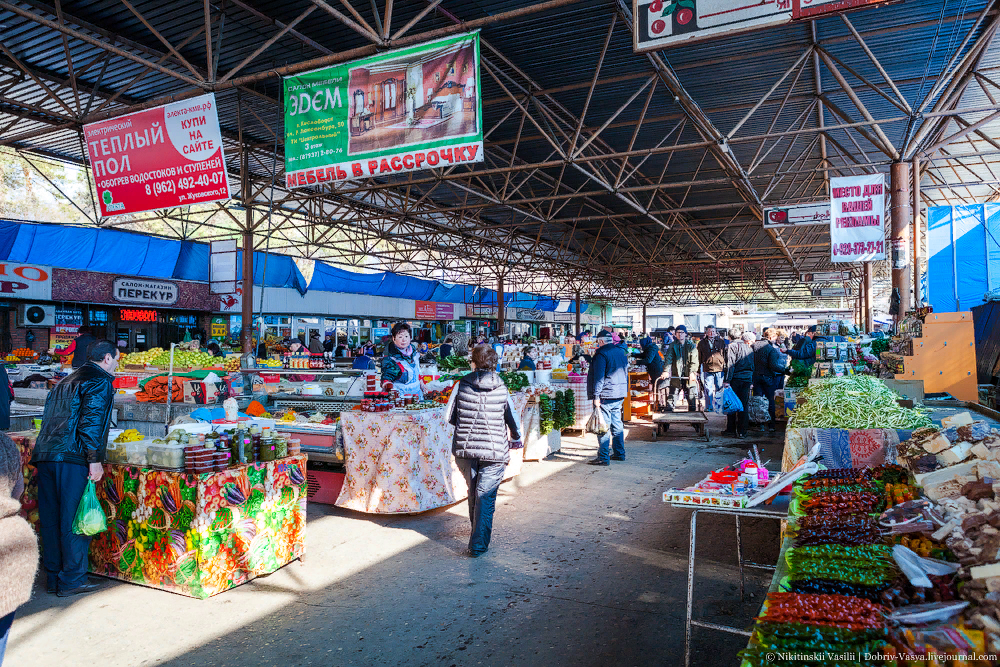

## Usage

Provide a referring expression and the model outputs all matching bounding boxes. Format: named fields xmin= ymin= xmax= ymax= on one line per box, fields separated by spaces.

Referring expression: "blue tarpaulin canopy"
xmin=0 ymin=221 xmax=582 ymax=310
xmin=927 ymin=205 xmax=1000 ymax=312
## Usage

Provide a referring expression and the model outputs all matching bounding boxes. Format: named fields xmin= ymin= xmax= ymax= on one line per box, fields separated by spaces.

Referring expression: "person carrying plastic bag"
xmin=32 ymin=340 xmax=117 ymax=597
xmin=722 ymin=331 xmax=755 ymax=439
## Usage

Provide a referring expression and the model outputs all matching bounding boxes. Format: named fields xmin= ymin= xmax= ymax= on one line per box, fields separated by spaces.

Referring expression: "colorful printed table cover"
xmin=88 ymin=456 xmax=307 ymax=599
xmin=782 ymin=428 xmax=906 ymax=472
xmin=337 ymin=393 xmax=531 ymax=514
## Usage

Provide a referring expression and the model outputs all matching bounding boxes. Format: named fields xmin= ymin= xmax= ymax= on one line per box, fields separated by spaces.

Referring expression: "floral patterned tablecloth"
xmin=337 ymin=393 xmax=531 ymax=514
xmin=88 ymin=456 xmax=307 ymax=599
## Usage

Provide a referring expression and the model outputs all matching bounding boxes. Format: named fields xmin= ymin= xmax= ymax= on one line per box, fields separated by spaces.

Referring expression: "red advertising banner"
xmin=82 ymin=93 xmax=231 ymax=217
xmin=415 ymin=301 xmax=456 ymax=320
xmin=415 ymin=301 xmax=437 ymax=319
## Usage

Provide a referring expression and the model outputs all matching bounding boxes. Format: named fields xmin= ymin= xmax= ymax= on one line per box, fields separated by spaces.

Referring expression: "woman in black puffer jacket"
xmin=446 ymin=345 xmax=522 ymax=557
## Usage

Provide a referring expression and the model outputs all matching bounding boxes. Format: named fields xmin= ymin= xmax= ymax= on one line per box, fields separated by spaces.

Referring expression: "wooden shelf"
xmin=894 ymin=311 xmax=978 ymax=402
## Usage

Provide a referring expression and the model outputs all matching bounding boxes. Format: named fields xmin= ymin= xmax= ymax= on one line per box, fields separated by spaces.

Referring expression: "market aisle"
xmin=7 ymin=420 xmax=783 ymax=667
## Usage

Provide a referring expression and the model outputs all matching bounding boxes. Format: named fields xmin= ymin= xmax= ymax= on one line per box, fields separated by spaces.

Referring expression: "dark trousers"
xmin=455 ymin=458 xmax=506 ymax=555
xmin=753 ymin=376 xmax=778 ymax=426
xmin=36 ymin=462 xmax=92 ymax=591
xmin=669 ymin=380 xmax=698 ymax=412
xmin=729 ymin=379 xmax=753 ymax=436
xmin=0 ymin=611 xmax=13 ymax=664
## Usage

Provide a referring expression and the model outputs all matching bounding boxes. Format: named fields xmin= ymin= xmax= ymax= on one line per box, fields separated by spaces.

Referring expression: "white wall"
xmin=238 ymin=287 xmax=466 ymax=320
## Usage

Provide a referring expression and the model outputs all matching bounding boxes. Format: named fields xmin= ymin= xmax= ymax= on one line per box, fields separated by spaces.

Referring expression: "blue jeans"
xmin=597 ymin=398 xmax=626 ymax=462
xmin=701 ymin=372 xmax=724 ymax=412
xmin=0 ymin=611 xmax=13 ymax=665
xmin=36 ymin=462 xmax=92 ymax=592
xmin=455 ymin=458 xmax=506 ymax=555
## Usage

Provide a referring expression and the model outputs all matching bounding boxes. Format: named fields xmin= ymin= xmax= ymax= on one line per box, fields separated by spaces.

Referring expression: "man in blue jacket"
xmin=587 ymin=330 xmax=629 ymax=466
xmin=786 ymin=325 xmax=819 ymax=367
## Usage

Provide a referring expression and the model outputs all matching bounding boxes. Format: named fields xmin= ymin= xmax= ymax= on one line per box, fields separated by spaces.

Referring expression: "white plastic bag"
xmin=586 ymin=409 xmax=609 ymax=436
xmin=892 ymin=544 xmax=960 ymax=588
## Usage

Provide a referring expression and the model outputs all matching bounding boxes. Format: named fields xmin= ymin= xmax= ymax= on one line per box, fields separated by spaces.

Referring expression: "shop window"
xmin=88 ymin=309 xmax=108 ymax=325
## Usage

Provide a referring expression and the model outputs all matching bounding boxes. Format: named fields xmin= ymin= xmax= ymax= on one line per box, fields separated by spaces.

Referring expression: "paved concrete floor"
xmin=7 ymin=415 xmax=786 ymax=667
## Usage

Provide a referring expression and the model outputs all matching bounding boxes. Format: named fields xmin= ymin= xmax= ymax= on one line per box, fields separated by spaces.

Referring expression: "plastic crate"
xmin=306 ymin=469 xmax=344 ymax=505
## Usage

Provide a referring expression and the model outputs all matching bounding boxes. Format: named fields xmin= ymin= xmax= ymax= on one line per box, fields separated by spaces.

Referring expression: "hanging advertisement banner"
xmin=800 ymin=271 xmax=848 ymax=283
xmin=82 ymin=94 xmax=231 ymax=217
xmin=830 ymin=174 xmax=886 ymax=263
xmin=792 ymin=0 xmax=892 ymax=20
xmin=284 ymin=32 xmax=483 ymax=188
xmin=763 ymin=202 xmax=830 ymax=228
xmin=633 ymin=0 xmax=792 ymax=52
xmin=0 ymin=262 xmax=51 ymax=300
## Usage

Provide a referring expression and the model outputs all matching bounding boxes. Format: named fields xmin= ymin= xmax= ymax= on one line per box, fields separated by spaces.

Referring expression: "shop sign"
xmin=284 ymin=32 xmax=483 ymax=187
xmin=451 ymin=320 xmax=470 ymax=333
xmin=82 ymin=93 xmax=231 ymax=217
xmin=633 ymin=0 xmax=791 ymax=53
xmin=793 ymin=0 xmax=889 ymax=20
xmin=209 ymin=239 xmax=238 ymax=295
xmin=812 ymin=287 xmax=851 ymax=297
xmin=763 ymin=202 xmax=830 ymax=228
xmin=0 ymin=262 xmax=52 ymax=300
xmin=210 ymin=316 xmax=228 ymax=338
xmin=120 ymin=308 xmax=158 ymax=322
xmin=553 ymin=312 xmax=576 ymax=323
xmin=514 ymin=308 xmax=544 ymax=321
xmin=830 ymin=174 xmax=886 ymax=263
xmin=415 ymin=300 xmax=455 ymax=320
xmin=55 ymin=306 xmax=84 ymax=327
xmin=800 ymin=271 xmax=848 ymax=283
xmin=373 ymin=327 xmax=390 ymax=339
xmin=113 ymin=278 xmax=179 ymax=305
xmin=468 ymin=304 xmax=498 ymax=318
xmin=50 ymin=329 xmax=77 ymax=351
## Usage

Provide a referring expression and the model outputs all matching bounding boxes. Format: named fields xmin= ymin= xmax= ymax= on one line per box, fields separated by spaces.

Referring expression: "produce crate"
xmin=113 ymin=375 xmax=139 ymax=389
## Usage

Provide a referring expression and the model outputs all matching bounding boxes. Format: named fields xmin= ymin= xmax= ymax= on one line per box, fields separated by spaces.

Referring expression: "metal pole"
xmin=642 ymin=302 xmax=647 ymax=335
xmin=890 ymin=161 xmax=911 ymax=320
xmin=912 ymin=156 xmax=922 ymax=306
xmin=497 ymin=275 xmax=505 ymax=341
xmin=863 ymin=262 xmax=873 ymax=332
xmin=241 ymin=147 xmax=254 ymax=354
xmin=575 ymin=290 xmax=582 ymax=337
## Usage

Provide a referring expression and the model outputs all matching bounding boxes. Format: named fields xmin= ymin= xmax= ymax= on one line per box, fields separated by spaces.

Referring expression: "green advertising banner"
xmin=284 ymin=32 xmax=483 ymax=188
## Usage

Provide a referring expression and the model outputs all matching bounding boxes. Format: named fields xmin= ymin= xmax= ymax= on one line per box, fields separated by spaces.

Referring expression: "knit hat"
xmin=807 ymin=325 xmax=818 ymax=333
xmin=675 ymin=325 xmax=687 ymax=334
xmin=596 ymin=330 xmax=614 ymax=342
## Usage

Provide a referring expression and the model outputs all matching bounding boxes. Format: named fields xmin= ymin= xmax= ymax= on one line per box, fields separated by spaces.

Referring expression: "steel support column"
xmin=575 ymin=290 xmax=582 ymax=336
xmin=497 ymin=275 xmax=505 ymax=340
xmin=912 ymin=157 xmax=922 ymax=306
xmin=241 ymin=148 xmax=254 ymax=354
xmin=642 ymin=303 xmax=647 ymax=335
xmin=890 ymin=161 xmax=911 ymax=319
xmin=863 ymin=262 xmax=873 ymax=333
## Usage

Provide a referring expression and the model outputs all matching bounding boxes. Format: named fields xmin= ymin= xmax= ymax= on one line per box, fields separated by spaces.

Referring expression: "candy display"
xmin=89 ymin=456 xmax=307 ymax=599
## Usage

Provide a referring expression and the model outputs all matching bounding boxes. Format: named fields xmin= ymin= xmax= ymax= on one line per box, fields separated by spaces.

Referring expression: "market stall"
xmin=89 ymin=455 xmax=307 ymax=599
xmin=12 ymin=425 xmax=307 ymax=598
xmin=722 ymin=375 xmax=1000 ymax=666
xmin=335 ymin=391 xmax=532 ymax=514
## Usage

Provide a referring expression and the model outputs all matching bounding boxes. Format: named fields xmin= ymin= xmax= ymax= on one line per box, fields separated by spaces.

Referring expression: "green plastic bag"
xmin=72 ymin=480 xmax=107 ymax=536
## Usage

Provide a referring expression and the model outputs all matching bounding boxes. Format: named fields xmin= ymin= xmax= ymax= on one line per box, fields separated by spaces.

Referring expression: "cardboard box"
xmin=183 ymin=380 xmax=222 ymax=404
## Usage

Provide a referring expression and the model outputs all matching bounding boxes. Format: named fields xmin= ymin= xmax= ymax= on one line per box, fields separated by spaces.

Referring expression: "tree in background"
xmin=0 ymin=147 xmax=91 ymax=224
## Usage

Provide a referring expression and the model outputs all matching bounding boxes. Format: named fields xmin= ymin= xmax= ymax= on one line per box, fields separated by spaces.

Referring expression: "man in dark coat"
xmin=587 ymin=330 xmax=629 ymax=466
xmin=447 ymin=345 xmax=521 ymax=557
xmin=70 ymin=326 xmax=96 ymax=369
xmin=751 ymin=329 xmax=787 ymax=432
xmin=32 ymin=340 xmax=118 ymax=597
xmin=723 ymin=332 xmax=755 ymax=439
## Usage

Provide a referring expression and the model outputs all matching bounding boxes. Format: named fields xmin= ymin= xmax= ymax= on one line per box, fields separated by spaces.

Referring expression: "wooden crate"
xmin=895 ymin=311 xmax=977 ymax=402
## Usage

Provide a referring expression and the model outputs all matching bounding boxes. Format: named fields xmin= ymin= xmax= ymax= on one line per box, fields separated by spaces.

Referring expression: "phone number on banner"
xmin=832 ymin=240 xmax=884 ymax=258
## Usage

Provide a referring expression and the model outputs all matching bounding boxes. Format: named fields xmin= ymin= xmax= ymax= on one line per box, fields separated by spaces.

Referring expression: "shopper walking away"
xmin=352 ymin=345 xmax=377 ymax=371
xmin=752 ymin=329 xmax=787 ymax=432
xmin=587 ymin=330 xmax=628 ymax=466
xmin=723 ymin=332 xmax=755 ymax=439
xmin=439 ymin=337 xmax=454 ymax=359
xmin=786 ymin=325 xmax=819 ymax=367
xmin=517 ymin=345 xmax=538 ymax=371
xmin=380 ymin=322 xmax=423 ymax=398
xmin=663 ymin=325 xmax=700 ymax=412
xmin=697 ymin=325 xmax=726 ymax=412
xmin=32 ymin=340 xmax=118 ymax=597
xmin=447 ymin=345 xmax=522 ymax=557
xmin=0 ymin=430 xmax=39 ymax=664
xmin=69 ymin=326 xmax=96 ymax=369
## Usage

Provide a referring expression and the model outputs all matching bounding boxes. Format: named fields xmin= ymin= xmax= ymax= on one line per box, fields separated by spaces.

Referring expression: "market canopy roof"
xmin=2 ymin=0 xmax=998 ymax=306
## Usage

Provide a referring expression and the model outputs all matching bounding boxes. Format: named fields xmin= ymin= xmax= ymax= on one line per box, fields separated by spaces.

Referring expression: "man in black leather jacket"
xmin=32 ymin=340 xmax=118 ymax=597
